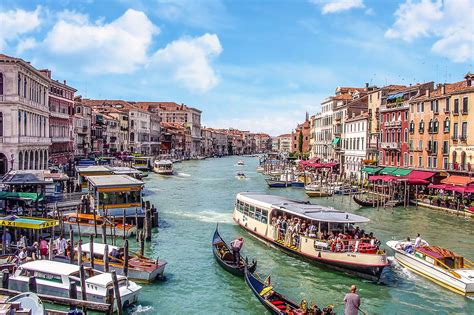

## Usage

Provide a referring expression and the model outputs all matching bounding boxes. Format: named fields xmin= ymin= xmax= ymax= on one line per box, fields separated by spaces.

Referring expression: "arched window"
xmin=18 ymin=152 xmax=23 ymax=170
xmin=429 ymin=119 xmax=433 ymax=132
xmin=0 ymin=112 xmax=3 ymax=137
xmin=409 ymin=120 xmax=415 ymax=133
xmin=444 ymin=118 xmax=450 ymax=132
xmin=0 ymin=73 xmax=3 ymax=95
xmin=24 ymin=78 xmax=27 ymax=98
xmin=461 ymin=151 xmax=467 ymax=169
xmin=18 ymin=74 xmax=21 ymax=95
xmin=433 ymin=119 xmax=439 ymax=133
xmin=419 ymin=120 xmax=424 ymax=133
xmin=130 ymin=132 xmax=135 ymax=142
xmin=452 ymin=151 xmax=457 ymax=164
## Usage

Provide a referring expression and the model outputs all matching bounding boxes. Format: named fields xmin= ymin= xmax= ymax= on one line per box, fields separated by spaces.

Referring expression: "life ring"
xmin=331 ymin=240 xmax=345 ymax=252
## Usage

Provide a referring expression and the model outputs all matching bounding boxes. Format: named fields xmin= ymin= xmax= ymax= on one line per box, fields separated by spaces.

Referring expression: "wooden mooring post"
xmin=111 ymin=270 xmax=123 ymax=315
xmin=123 ymin=239 xmax=129 ymax=277
xmin=79 ymin=265 xmax=88 ymax=315
xmin=69 ymin=227 xmax=75 ymax=264
xmin=89 ymin=235 xmax=94 ymax=269
xmin=104 ymin=244 xmax=110 ymax=273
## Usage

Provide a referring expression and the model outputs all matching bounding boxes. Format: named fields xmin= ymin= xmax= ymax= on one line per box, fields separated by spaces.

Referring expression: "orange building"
xmin=291 ymin=114 xmax=311 ymax=155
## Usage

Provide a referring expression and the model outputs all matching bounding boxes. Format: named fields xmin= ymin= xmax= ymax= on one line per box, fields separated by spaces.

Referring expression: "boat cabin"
xmin=87 ymin=175 xmax=144 ymax=216
xmin=132 ymin=157 xmax=153 ymax=171
xmin=416 ymin=246 xmax=467 ymax=270
xmin=76 ymin=165 xmax=113 ymax=189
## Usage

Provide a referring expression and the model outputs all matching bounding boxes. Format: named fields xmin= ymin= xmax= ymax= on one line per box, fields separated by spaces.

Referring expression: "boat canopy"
xmin=238 ymin=193 xmax=370 ymax=223
xmin=155 ymin=160 xmax=173 ymax=165
xmin=0 ymin=215 xmax=58 ymax=229
xmin=20 ymin=260 xmax=80 ymax=276
xmin=87 ymin=175 xmax=144 ymax=188
xmin=79 ymin=242 xmax=119 ymax=255
xmin=0 ymin=192 xmax=43 ymax=202
xmin=417 ymin=246 xmax=461 ymax=259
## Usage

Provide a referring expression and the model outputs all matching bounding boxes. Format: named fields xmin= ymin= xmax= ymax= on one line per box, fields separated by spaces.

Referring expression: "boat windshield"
xmin=99 ymin=190 xmax=141 ymax=205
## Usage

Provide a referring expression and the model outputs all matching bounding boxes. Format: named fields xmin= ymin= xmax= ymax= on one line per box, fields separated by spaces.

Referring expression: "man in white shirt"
xmin=414 ymin=233 xmax=422 ymax=248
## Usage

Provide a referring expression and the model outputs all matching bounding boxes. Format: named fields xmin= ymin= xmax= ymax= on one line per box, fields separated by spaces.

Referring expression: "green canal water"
xmin=129 ymin=156 xmax=473 ymax=314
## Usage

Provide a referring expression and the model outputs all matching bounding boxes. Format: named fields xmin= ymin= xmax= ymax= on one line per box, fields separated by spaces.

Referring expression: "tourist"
xmin=285 ymin=221 xmax=294 ymax=247
xmin=57 ymin=235 xmax=68 ymax=255
xmin=17 ymin=235 xmax=26 ymax=249
xmin=17 ymin=247 xmax=28 ymax=264
xmin=414 ymin=233 xmax=422 ymax=248
xmin=2 ymin=229 xmax=12 ymax=251
xmin=39 ymin=237 xmax=48 ymax=259
xmin=276 ymin=216 xmax=282 ymax=239
xmin=308 ymin=222 xmax=317 ymax=238
xmin=230 ymin=237 xmax=244 ymax=266
xmin=403 ymin=237 xmax=414 ymax=254
xmin=28 ymin=242 xmax=40 ymax=260
xmin=343 ymin=285 xmax=361 ymax=315
xmin=281 ymin=216 xmax=288 ymax=241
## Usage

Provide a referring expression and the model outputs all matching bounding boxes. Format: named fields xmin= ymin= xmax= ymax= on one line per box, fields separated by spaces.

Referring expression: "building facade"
xmin=343 ymin=112 xmax=368 ymax=180
xmin=0 ymin=54 xmax=51 ymax=174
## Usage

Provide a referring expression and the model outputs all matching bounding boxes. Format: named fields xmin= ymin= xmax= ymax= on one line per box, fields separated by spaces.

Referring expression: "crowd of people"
xmin=271 ymin=215 xmax=380 ymax=252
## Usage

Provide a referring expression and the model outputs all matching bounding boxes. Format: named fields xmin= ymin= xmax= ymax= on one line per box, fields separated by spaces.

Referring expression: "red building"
xmin=40 ymin=70 xmax=76 ymax=165
xmin=291 ymin=113 xmax=311 ymax=155
xmin=379 ymin=83 xmax=433 ymax=167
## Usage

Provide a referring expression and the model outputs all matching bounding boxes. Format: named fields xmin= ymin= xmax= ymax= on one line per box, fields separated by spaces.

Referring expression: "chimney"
xmin=441 ymin=83 xmax=446 ymax=95
xmin=64 ymin=80 xmax=67 ymax=85
xmin=465 ymin=73 xmax=474 ymax=87
xmin=425 ymin=89 xmax=430 ymax=97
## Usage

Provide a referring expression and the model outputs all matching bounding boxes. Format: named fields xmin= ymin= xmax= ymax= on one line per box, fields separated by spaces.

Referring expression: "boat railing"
xmin=463 ymin=257 xmax=474 ymax=269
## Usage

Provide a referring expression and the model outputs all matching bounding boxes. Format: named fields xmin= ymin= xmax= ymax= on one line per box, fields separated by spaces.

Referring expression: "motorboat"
xmin=237 ymin=160 xmax=245 ymax=166
xmin=305 ymin=184 xmax=333 ymax=197
xmin=334 ymin=185 xmax=358 ymax=195
xmin=387 ymin=239 xmax=474 ymax=296
xmin=153 ymin=160 xmax=174 ymax=175
xmin=55 ymin=242 xmax=167 ymax=282
xmin=63 ymin=213 xmax=137 ymax=237
xmin=233 ymin=192 xmax=389 ymax=281
xmin=236 ymin=172 xmax=247 ymax=180
xmin=7 ymin=292 xmax=44 ymax=315
xmin=5 ymin=260 xmax=141 ymax=311
xmin=256 ymin=166 xmax=264 ymax=173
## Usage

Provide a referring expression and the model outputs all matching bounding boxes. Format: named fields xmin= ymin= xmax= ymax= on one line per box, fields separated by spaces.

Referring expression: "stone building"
xmin=73 ymin=96 xmax=92 ymax=156
xmin=0 ymin=54 xmax=51 ymax=174
xmin=343 ymin=112 xmax=368 ymax=180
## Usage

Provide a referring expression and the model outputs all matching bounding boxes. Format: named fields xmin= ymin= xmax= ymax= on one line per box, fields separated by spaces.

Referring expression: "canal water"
xmin=130 ymin=156 xmax=473 ymax=314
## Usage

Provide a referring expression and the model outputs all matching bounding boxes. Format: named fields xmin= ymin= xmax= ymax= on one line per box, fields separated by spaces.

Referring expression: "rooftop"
xmin=87 ymin=175 xmax=144 ymax=187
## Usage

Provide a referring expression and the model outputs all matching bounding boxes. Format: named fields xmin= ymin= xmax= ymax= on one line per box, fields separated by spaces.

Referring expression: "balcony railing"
xmin=460 ymin=135 xmax=467 ymax=142
xmin=381 ymin=142 xmax=400 ymax=150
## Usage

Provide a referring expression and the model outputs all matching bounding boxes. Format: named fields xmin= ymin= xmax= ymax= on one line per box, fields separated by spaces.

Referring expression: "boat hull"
xmin=290 ymin=182 xmax=305 ymax=188
xmin=153 ymin=168 xmax=174 ymax=175
xmin=266 ymin=180 xmax=289 ymax=188
xmin=305 ymin=190 xmax=332 ymax=197
xmin=387 ymin=242 xmax=473 ymax=296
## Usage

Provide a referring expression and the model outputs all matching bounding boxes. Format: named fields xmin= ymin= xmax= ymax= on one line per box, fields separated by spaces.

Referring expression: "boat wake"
xmin=174 ymin=209 xmax=233 ymax=224
xmin=388 ymin=256 xmax=420 ymax=281
xmin=131 ymin=305 xmax=154 ymax=314
xmin=177 ymin=172 xmax=191 ymax=177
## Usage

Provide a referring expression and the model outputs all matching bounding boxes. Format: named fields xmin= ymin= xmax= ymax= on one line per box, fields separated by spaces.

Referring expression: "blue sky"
xmin=1 ymin=0 xmax=472 ymax=135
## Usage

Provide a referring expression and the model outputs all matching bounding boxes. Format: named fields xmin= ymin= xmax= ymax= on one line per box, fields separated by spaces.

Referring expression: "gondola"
xmin=244 ymin=269 xmax=301 ymax=314
xmin=212 ymin=225 xmax=256 ymax=277
xmin=352 ymin=195 xmax=377 ymax=207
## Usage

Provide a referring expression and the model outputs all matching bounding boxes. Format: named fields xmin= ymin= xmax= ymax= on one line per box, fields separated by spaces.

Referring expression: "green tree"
xmin=298 ymin=131 xmax=303 ymax=154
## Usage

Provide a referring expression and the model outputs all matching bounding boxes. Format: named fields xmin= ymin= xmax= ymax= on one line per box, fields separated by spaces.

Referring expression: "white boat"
xmin=233 ymin=192 xmax=389 ymax=280
xmin=6 ymin=260 xmax=141 ymax=311
xmin=7 ymin=292 xmax=44 ymax=315
xmin=236 ymin=172 xmax=247 ymax=180
xmin=237 ymin=160 xmax=245 ymax=166
xmin=256 ymin=166 xmax=264 ymax=173
xmin=387 ymin=240 xmax=474 ymax=296
xmin=63 ymin=213 xmax=137 ymax=237
xmin=153 ymin=160 xmax=174 ymax=175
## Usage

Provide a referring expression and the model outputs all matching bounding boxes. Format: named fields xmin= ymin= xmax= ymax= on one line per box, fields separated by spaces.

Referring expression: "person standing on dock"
xmin=343 ymin=285 xmax=361 ymax=315
xmin=230 ymin=237 xmax=244 ymax=266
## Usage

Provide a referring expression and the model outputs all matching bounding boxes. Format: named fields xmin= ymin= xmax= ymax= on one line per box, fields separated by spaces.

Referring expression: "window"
xmin=418 ymin=140 xmax=423 ymax=150
xmin=409 ymin=155 xmax=413 ymax=166
xmin=428 ymin=119 xmax=433 ymax=132
xmin=409 ymin=140 xmax=413 ymax=150
xmin=427 ymin=156 xmax=431 ymax=168
xmin=419 ymin=120 xmax=424 ymax=133
xmin=461 ymin=122 xmax=467 ymax=140
xmin=445 ymin=98 xmax=450 ymax=112
xmin=454 ymin=99 xmax=459 ymax=114
xmin=443 ymin=157 xmax=448 ymax=169
xmin=433 ymin=141 xmax=438 ymax=154
xmin=433 ymin=157 xmax=438 ymax=169
xmin=453 ymin=123 xmax=458 ymax=139
xmin=433 ymin=119 xmax=439 ymax=133
xmin=443 ymin=141 xmax=449 ymax=154
xmin=444 ymin=118 xmax=450 ymax=133
xmin=409 ymin=121 xmax=415 ymax=133
xmin=418 ymin=156 xmax=422 ymax=168
xmin=462 ymin=97 xmax=468 ymax=114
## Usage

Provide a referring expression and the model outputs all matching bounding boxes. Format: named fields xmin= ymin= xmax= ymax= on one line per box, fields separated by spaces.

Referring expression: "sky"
xmin=0 ymin=0 xmax=473 ymax=136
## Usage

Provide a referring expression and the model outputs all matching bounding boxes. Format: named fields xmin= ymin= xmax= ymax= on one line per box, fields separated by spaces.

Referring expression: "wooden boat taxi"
xmin=72 ymin=242 xmax=166 ymax=282
xmin=256 ymin=166 xmax=264 ymax=173
xmin=153 ymin=160 xmax=174 ymax=175
xmin=87 ymin=175 xmax=145 ymax=217
xmin=212 ymin=226 xmax=256 ymax=277
xmin=5 ymin=260 xmax=141 ymax=311
xmin=233 ymin=193 xmax=389 ymax=280
xmin=237 ymin=160 xmax=245 ymax=166
xmin=63 ymin=213 xmax=137 ymax=237
xmin=387 ymin=240 xmax=474 ymax=296
xmin=305 ymin=184 xmax=332 ymax=197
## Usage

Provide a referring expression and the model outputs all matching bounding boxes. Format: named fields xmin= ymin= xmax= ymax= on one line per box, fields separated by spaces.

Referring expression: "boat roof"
xmin=109 ymin=166 xmax=141 ymax=175
xmin=417 ymin=246 xmax=461 ymax=259
xmin=155 ymin=160 xmax=173 ymax=165
xmin=67 ymin=213 xmax=103 ymax=220
xmin=87 ymin=175 xmax=144 ymax=187
xmin=87 ymin=273 xmax=126 ymax=287
xmin=237 ymin=192 xmax=370 ymax=223
xmin=76 ymin=165 xmax=111 ymax=173
xmin=20 ymin=260 xmax=80 ymax=276
xmin=79 ymin=242 xmax=119 ymax=255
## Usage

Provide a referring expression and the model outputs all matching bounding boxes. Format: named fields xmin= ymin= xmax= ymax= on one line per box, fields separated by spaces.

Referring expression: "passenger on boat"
xmin=343 ymin=285 xmax=360 ymax=315
xmin=230 ymin=237 xmax=244 ymax=266
xmin=57 ymin=235 xmax=67 ymax=255
xmin=16 ymin=235 xmax=26 ymax=249
xmin=16 ymin=247 xmax=28 ymax=264
xmin=26 ymin=243 xmax=39 ymax=261
xmin=110 ymin=248 xmax=121 ymax=263
xmin=308 ymin=223 xmax=317 ymax=238
xmin=414 ymin=233 xmax=422 ymax=248
xmin=402 ymin=237 xmax=414 ymax=254
xmin=39 ymin=237 xmax=48 ymax=259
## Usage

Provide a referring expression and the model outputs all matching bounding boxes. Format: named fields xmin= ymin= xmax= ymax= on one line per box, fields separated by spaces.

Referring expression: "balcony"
xmin=19 ymin=136 xmax=52 ymax=145
xmin=460 ymin=135 xmax=467 ymax=142
xmin=452 ymin=136 xmax=458 ymax=141
xmin=418 ymin=128 xmax=424 ymax=134
xmin=52 ymin=137 xmax=71 ymax=143
xmin=462 ymin=109 xmax=468 ymax=115
xmin=381 ymin=142 xmax=400 ymax=150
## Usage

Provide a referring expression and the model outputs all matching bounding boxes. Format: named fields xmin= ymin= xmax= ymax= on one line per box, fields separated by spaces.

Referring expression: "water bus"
xmin=387 ymin=239 xmax=474 ymax=296
xmin=63 ymin=213 xmax=137 ymax=237
xmin=153 ymin=160 xmax=174 ymax=175
xmin=233 ymin=193 xmax=389 ymax=280
xmin=4 ymin=260 xmax=141 ymax=311
xmin=132 ymin=156 xmax=153 ymax=171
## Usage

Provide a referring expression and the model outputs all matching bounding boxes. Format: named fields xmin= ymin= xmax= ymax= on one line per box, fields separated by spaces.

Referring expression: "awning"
xmin=405 ymin=179 xmax=429 ymax=185
xmin=441 ymin=175 xmax=474 ymax=186
xmin=369 ymin=175 xmax=396 ymax=182
xmin=0 ymin=216 xmax=58 ymax=229
xmin=444 ymin=185 xmax=466 ymax=193
xmin=0 ymin=192 xmax=43 ymax=202
xmin=331 ymin=138 xmax=341 ymax=145
xmin=361 ymin=166 xmax=382 ymax=174
xmin=380 ymin=167 xmax=398 ymax=175
xmin=428 ymin=184 xmax=447 ymax=189
xmin=392 ymin=168 xmax=412 ymax=176
xmin=408 ymin=170 xmax=436 ymax=181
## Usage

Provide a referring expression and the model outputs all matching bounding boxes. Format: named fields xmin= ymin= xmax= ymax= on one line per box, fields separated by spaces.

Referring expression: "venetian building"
xmin=0 ymin=54 xmax=51 ymax=174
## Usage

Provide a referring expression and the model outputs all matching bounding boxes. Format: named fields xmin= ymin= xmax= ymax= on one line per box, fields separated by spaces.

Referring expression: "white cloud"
xmin=386 ymin=0 xmax=474 ymax=63
xmin=42 ymin=9 xmax=159 ymax=73
xmin=310 ymin=0 xmax=365 ymax=14
xmin=0 ymin=6 xmax=41 ymax=50
xmin=16 ymin=37 xmax=38 ymax=54
xmin=149 ymin=33 xmax=223 ymax=92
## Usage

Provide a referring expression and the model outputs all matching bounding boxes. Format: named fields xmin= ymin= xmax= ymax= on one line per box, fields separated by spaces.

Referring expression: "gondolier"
xmin=230 ymin=237 xmax=244 ymax=266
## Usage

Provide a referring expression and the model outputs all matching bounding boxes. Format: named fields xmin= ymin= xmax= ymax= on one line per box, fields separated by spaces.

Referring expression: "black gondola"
xmin=353 ymin=195 xmax=403 ymax=208
xmin=212 ymin=225 xmax=256 ymax=277
xmin=244 ymin=268 xmax=301 ymax=314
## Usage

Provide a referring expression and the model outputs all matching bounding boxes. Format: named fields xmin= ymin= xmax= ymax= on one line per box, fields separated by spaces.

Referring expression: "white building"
xmin=278 ymin=134 xmax=292 ymax=152
xmin=0 ymin=54 xmax=51 ymax=174
xmin=343 ymin=112 xmax=368 ymax=181
xmin=314 ymin=99 xmax=333 ymax=162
